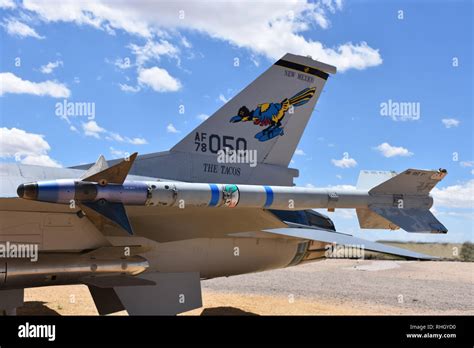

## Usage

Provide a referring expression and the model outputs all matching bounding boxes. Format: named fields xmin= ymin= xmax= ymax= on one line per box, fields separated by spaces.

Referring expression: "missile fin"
xmin=82 ymin=152 xmax=138 ymax=184
xmin=368 ymin=168 xmax=447 ymax=195
xmin=80 ymin=201 xmax=134 ymax=235
xmin=358 ymin=168 xmax=448 ymax=233
xmin=80 ymin=154 xmax=109 ymax=180
xmin=368 ymin=207 xmax=448 ymax=234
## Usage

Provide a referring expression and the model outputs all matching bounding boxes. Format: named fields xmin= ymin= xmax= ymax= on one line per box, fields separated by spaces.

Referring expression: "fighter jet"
xmin=0 ymin=53 xmax=448 ymax=315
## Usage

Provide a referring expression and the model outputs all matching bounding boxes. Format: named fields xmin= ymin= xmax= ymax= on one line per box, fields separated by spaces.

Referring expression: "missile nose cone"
xmin=17 ymin=183 xmax=38 ymax=200
xmin=17 ymin=184 xmax=24 ymax=198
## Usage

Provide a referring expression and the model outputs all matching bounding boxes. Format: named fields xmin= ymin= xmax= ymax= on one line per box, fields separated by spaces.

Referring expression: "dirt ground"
xmin=17 ymin=259 xmax=473 ymax=316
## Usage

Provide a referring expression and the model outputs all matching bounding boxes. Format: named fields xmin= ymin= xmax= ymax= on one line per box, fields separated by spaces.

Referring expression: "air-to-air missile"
xmin=17 ymin=152 xmax=448 ymax=235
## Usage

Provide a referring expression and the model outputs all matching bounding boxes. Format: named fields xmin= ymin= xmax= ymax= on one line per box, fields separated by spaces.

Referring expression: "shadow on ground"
xmin=200 ymin=306 xmax=259 ymax=316
xmin=17 ymin=301 xmax=60 ymax=316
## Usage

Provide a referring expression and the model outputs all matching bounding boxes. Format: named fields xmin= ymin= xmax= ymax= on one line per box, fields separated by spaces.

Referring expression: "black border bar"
xmin=0 ymin=315 xmax=472 ymax=346
xmin=275 ymin=59 xmax=330 ymax=80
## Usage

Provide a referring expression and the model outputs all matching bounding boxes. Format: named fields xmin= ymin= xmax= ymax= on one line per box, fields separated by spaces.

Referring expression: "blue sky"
xmin=1 ymin=0 xmax=472 ymax=243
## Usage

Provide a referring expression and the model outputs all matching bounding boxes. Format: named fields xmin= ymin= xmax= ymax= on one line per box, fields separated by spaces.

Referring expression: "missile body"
xmin=16 ymin=153 xmax=446 ymax=235
xmin=17 ymin=180 xmax=433 ymax=211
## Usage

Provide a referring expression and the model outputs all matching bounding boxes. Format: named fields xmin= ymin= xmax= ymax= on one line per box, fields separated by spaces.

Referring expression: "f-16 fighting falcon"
xmin=0 ymin=54 xmax=448 ymax=315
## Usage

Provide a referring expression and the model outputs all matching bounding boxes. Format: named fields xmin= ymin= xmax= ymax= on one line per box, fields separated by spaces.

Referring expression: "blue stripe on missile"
xmin=264 ymin=186 xmax=273 ymax=208
xmin=37 ymin=181 xmax=59 ymax=202
xmin=209 ymin=184 xmax=220 ymax=207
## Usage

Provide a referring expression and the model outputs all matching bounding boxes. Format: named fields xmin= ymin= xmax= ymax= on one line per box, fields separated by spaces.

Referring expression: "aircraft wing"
xmin=263 ymin=227 xmax=438 ymax=260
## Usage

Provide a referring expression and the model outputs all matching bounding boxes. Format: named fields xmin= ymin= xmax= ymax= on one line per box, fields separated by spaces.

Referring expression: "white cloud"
xmin=375 ymin=142 xmax=413 ymax=158
xmin=0 ymin=0 xmax=16 ymax=9
xmin=166 ymin=123 xmax=180 ymax=133
xmin=441 ymin=118 xmax=460 ymax=128
xmin=432 ymin=180 xmax=474 ymax=209
xmin=128 ymin=40 xmax=179 ymax=66
xmin=1 ymin=18 xmax=44 ymax=39
xmin=218 ymin=94 xmax=229 ymax=103
xmin=82 ymin=120 xmax=148 ymax=145
xmin=128 ymin=137 xmax=147 ymax=145
xmin=294 ymin=148 xmax=306 ymax=156
xmin=0 ymin=127 xmax=61 ymax=167
xmin=119 ymin=83 xmax=140 ymax=93
xmin=21 ymin=0 xmax=382 ymax=72
xmin=106 ymin=132 xmax=125 ymax=142
xmin=137 ymin=67 xmax=181 ymax=92
xmin=109 ymin=147 xmax=129 ymax=158
xmin=40 ymin=60 xmax=63 ymax=74
xmin=331 ymin=155 xmax=357 ymax=168
xmin=82 ymin=120 xmax=106 ymax=138
xmin=0 ymin=72 xmax=71 ymax=98
xmin=197 ymin=113 xmax=209 ymax=121
xmin=21 ymin=154 xmax=61 ymax=167
xmin=460 ymin=161 xmax=474 ymax=168
xmin=181 ymin=36 xmax=191 ymax=48
xmin=69 ymin=125 xmax=78 ymax=132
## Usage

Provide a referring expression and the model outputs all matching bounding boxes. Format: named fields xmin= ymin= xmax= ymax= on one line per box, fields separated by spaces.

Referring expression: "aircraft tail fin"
xmin=171 ymin=53 xmax=337 ymax=167
xmin=356 ymin=169 xmax=448 ymax=233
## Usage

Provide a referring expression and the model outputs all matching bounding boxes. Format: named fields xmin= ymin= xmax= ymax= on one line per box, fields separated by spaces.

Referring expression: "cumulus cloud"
xmin=432 ymin=180 xmax=474 ymax=209
xmin=0 ymin=0 xmax=16 ymax=9
xmin=218 ymin=94 xmax=229 ymax=103
xmin=109 ymin=147 xmax=129 ymax=158
xmin=82 ymin=120 xmax=147 ymax=144
xmin=0 ymin=72 xmax=71 ymax=98
xmin=21 ymin=0 xmax=382 ymax=72
xmin=119 ymin=83 xmax=140 ymax=93
xmin=82 ymin=120 xmax=106 ymax=138
xmin=40 ymin=60 xmax=63 ymax=74
xmin=197 ymin=113 xmax=209 ymax=121
xmin=128 ymin=40 xmax=179 ymax=66
xmin=137 ymin=67 xmax=181 ymax=92
xmin=0 ymin=127 xmax=61 ymax=167
xmin=375 ymin=142 xmax=413 ymax=158
xmin=441 ymin=118 xmax=460 ymax=128
xmin=331 ymin=154 xmax=357 ymax=168
xmin=166 ymin=123 xmax=180 ymax=133
xmin=294 ymin=148 xmax=306 ymax=156
xmin=1 ymin=18 xmax=44 ymax=39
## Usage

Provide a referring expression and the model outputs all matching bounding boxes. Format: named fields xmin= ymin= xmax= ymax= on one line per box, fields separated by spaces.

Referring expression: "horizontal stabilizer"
xmin=369 ymin=207 xmax=448 ymax=233
xmin=264 ymin=228 xmax=437 ymax=260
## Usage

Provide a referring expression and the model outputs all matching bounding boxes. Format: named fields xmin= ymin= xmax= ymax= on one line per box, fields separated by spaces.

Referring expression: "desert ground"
xmin=17 ymin=259 xmax=474 ymax=316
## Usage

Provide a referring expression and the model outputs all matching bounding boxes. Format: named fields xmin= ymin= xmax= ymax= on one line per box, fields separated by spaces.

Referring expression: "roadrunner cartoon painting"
xmin=229 ymin=87 xmax=316 ymax=142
